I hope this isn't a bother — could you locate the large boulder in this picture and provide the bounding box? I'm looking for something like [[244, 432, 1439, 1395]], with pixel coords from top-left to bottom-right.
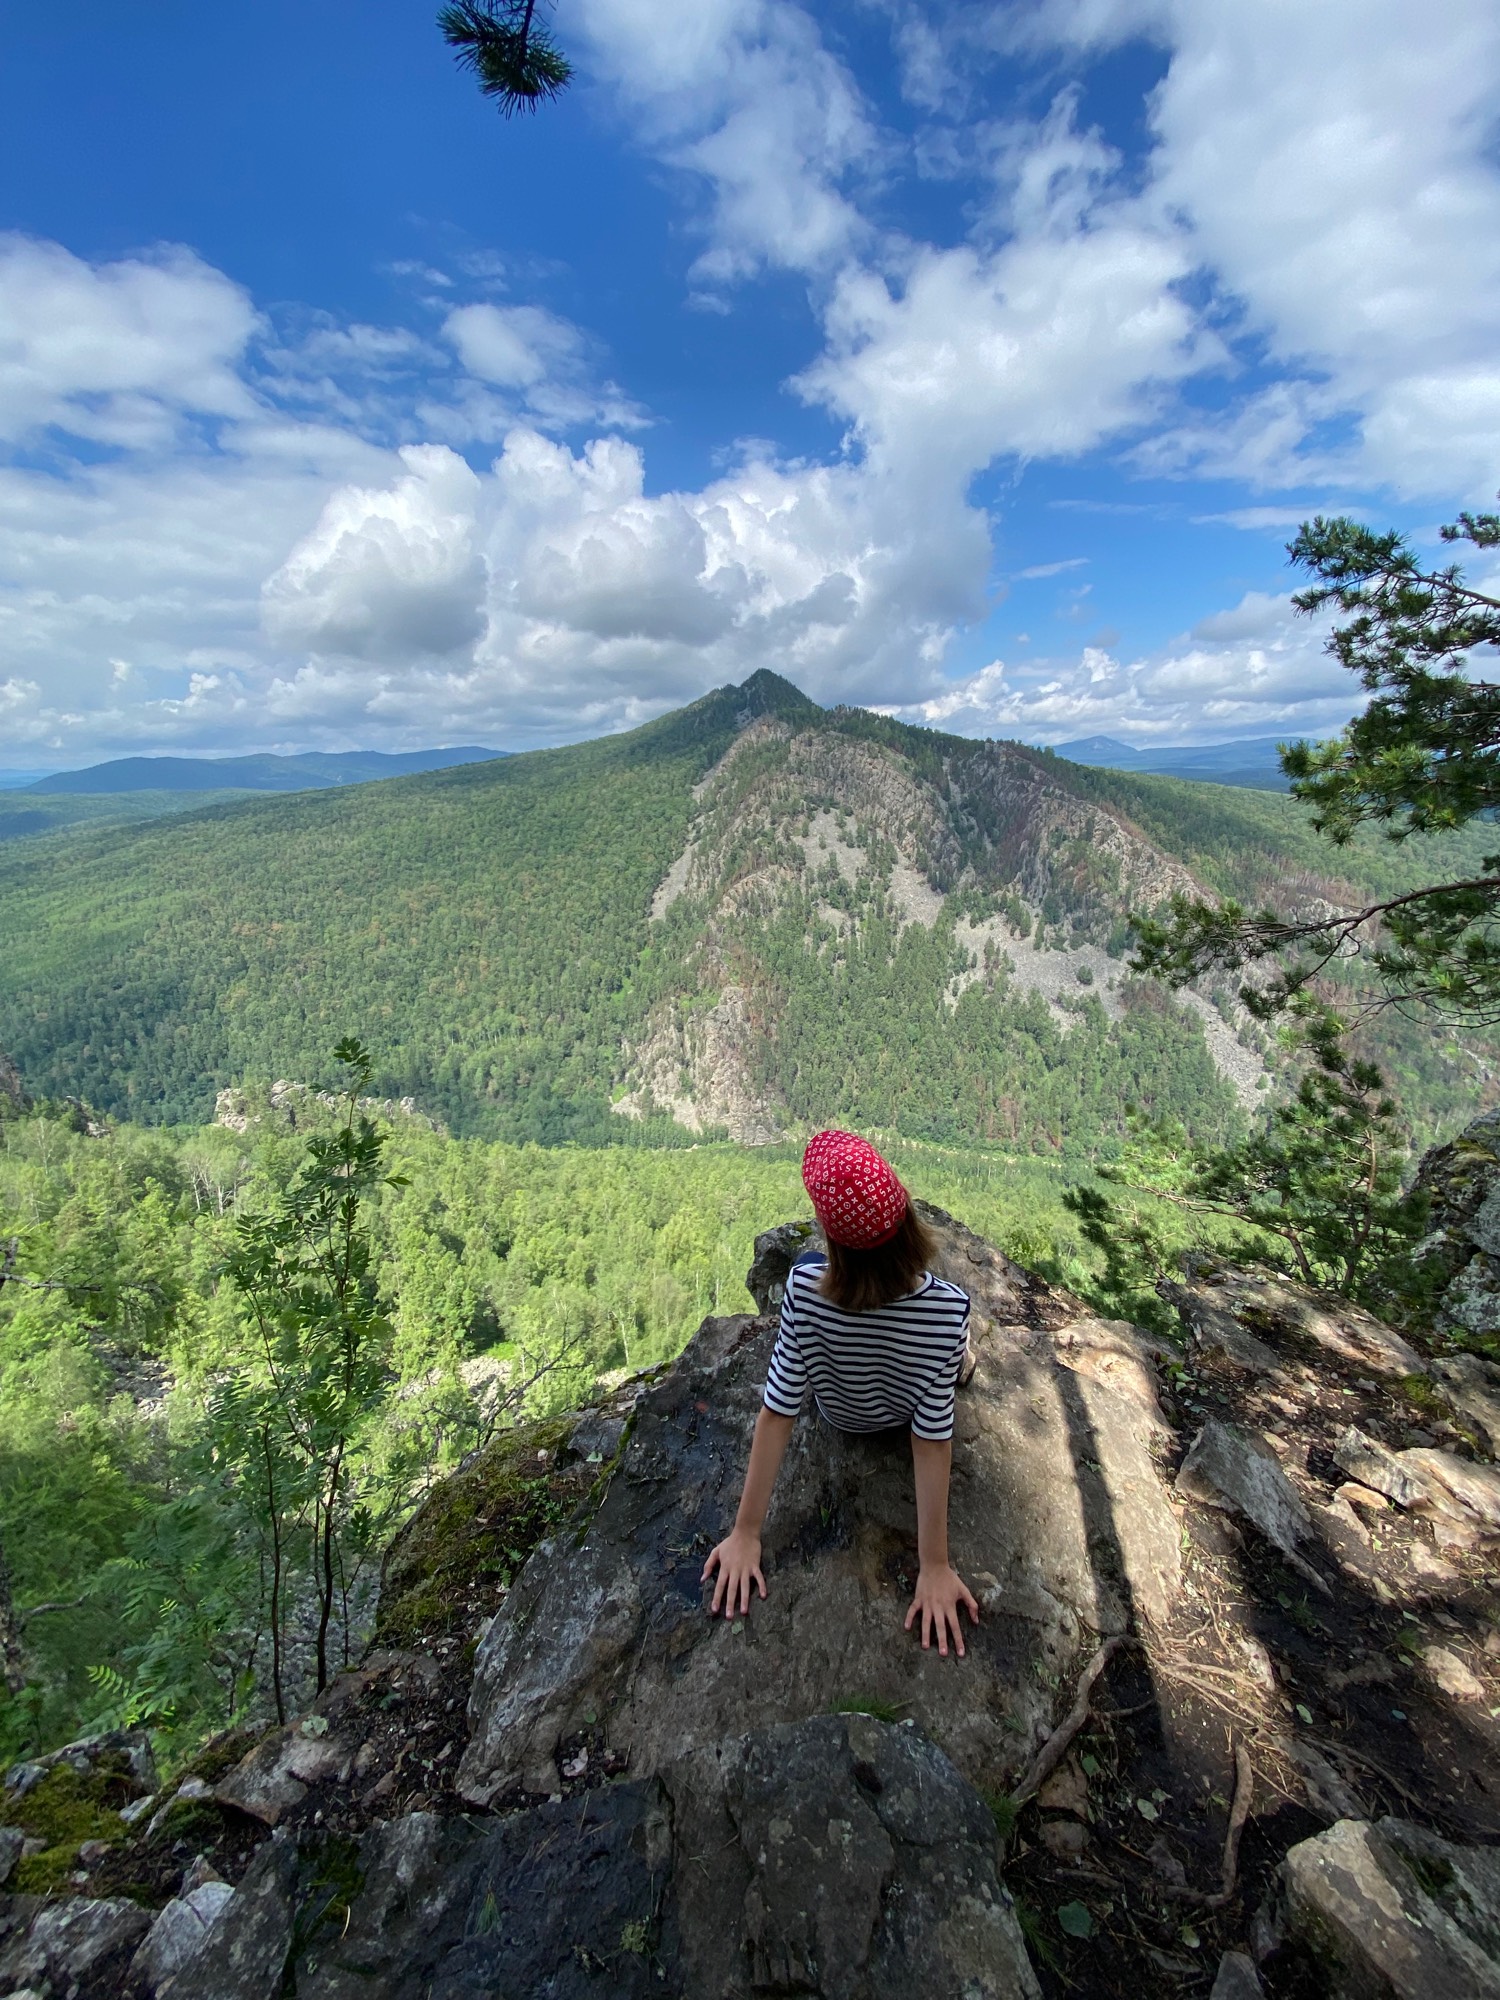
[[173, 1715, 1039, 2000], [1273, 1816, 1500, 1996], [458, 1207, 1181, 1808], [1167, 1268, 1425, 1380]]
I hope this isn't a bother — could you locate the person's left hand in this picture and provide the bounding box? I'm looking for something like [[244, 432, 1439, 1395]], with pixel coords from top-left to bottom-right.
[[904, 1563, 979, 1658]]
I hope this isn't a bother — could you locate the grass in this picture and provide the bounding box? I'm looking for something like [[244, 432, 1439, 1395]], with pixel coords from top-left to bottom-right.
[[982, 1788, 1022, 1844], [829, 1695, 908, 1724]]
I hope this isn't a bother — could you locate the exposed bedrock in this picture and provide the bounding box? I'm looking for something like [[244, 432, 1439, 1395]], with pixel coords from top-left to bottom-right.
[[457, 1204, 1182, 1809], [175, 1715, 1040, 2000]]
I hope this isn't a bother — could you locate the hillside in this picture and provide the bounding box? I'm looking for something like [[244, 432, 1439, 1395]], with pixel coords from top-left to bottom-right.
[[29, 746, 507, 794], [0, 790, 260, 846], [0, 672, 1490, 1150], [1054, 733, 1304, 790]]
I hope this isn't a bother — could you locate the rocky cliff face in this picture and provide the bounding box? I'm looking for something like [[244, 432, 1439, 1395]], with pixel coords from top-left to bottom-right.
[[3, 1191, 1500, 1998], [615, 713, 1265, 1139]]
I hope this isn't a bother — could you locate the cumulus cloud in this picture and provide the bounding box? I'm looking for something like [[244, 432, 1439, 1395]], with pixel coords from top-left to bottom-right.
[[8, 0, 1500, 761], [801, 211, 1204, 480], [249, 425, 989, 737], [0, 234, 258, 446], [575, 0, 875, 284], [262, 445, 487, 661], [1016, 0, 1500, 496], [895, 590, 1352, 743]]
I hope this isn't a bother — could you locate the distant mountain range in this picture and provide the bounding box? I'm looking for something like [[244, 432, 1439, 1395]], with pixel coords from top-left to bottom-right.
[[28, 747, 508, 795], [1051, 735, 1323, 790]]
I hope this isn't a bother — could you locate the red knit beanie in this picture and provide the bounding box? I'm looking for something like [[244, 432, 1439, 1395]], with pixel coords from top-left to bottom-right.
[[802, 1129, 908, 1249]]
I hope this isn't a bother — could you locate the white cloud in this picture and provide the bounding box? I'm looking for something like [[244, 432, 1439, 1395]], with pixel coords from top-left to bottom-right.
[[897, 589, 1353, 743], [1016, 558, 1088, 579], [1076, 0, 1500, 496], [249, 425, 988, 739], [575, 0, 875, 283], [443, 303, 579, 389], [0, 234, 258, 446], [799, 209, 1206, 481], [261, 445, 487, 662]]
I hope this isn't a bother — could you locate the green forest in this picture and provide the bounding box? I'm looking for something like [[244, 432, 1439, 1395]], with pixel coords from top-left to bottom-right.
[[0, 671, 1490, 1151], [0, 1076, 1102, 1771]]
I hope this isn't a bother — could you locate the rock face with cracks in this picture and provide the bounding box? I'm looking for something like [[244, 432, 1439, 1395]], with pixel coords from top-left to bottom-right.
[[172, 1716, 1039, 2000], [11, 1192, 1500, 1998], [458, 1204, 1182, 1809], [1272, 1816, 1500, 1997]]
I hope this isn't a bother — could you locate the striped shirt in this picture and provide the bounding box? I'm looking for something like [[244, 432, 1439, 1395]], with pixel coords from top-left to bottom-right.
[[763, 1257, 971, 1442]]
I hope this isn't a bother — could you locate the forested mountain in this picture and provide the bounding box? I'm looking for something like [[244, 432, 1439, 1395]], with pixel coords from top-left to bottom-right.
[[30, 746, 506, 794], [0, 670, 1490, 1152], [0, 789, 261, 846], [0, 750, 511, 846], [1053, 734, 1305, 789]]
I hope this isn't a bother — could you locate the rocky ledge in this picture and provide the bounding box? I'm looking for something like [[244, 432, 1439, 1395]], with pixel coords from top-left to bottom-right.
[[2, 1176, 1499, 1998]]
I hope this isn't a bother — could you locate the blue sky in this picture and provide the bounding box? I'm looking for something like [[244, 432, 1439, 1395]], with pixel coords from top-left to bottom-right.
[[1, 0, 1498, 766]]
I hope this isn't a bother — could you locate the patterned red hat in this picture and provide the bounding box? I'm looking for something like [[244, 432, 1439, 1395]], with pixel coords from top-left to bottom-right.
[[802, 1129, 908, 1249]]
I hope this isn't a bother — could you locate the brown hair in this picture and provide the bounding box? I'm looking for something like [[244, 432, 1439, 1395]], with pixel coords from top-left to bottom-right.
[[818, 1203, 937, 1313]]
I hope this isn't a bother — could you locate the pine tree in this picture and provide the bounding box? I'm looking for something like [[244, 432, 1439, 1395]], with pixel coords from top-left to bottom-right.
[[1134, 506, 1500, 1023], [439, 0, 572, 116]]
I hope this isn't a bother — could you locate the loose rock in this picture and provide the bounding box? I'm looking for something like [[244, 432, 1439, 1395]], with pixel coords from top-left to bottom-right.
[[0, 1895, 151, 1998], [214, 1725, 355, 1826], [1209, 1951, 1265, 1999], [1334, 1426, 1500, 1540], [1175, 1418, 1325, 1589], [1422, 1645, 1489, 1702], [1276, 1816, 1500, 1997], [130, 1879, 235, 1993]]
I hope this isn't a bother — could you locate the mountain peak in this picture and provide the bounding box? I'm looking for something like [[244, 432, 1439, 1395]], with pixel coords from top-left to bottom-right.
[[733, 668, 822, 723], [1052, 735, 1136, 758]]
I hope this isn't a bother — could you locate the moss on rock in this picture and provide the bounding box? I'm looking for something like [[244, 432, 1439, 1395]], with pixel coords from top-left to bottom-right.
[[375, 1415, 590, 1648], [9, 1761, 134, 1893]]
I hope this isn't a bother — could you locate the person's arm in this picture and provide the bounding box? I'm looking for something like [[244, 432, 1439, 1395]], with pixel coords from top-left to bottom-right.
[[702, 1407, 796, 1616], [703, 1278, 807, 1618], [905, 1434, 980, 1658]]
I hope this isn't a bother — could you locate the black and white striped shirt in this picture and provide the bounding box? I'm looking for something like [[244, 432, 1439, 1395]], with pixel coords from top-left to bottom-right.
[[763, 1257, 971, 1442]]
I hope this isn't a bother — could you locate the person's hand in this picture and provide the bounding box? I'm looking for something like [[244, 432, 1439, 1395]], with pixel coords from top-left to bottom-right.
[[702, 1527, 766, 1618], [904, 1563, 979, 1658]]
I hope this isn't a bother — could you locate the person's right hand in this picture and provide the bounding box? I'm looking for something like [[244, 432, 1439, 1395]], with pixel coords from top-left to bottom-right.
[[702, 1527, 766, 1617]]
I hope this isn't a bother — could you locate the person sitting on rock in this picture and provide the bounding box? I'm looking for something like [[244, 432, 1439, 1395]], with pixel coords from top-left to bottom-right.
[[702, 1128, 981, 1658]]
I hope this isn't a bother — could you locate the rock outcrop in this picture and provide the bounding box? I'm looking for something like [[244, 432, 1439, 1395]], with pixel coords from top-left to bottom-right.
[[1416, 1104, 1500, 1343], [0, 1055, 25, 1115], [458, 1205, 1181, 1808], [617, 712, 1269, 1135], [5, 1203, 1500, 1998], [1270, 1816, 1500, 1997], [178, 1716, 1039, 1999], [213, 1080, 439, 1136]]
